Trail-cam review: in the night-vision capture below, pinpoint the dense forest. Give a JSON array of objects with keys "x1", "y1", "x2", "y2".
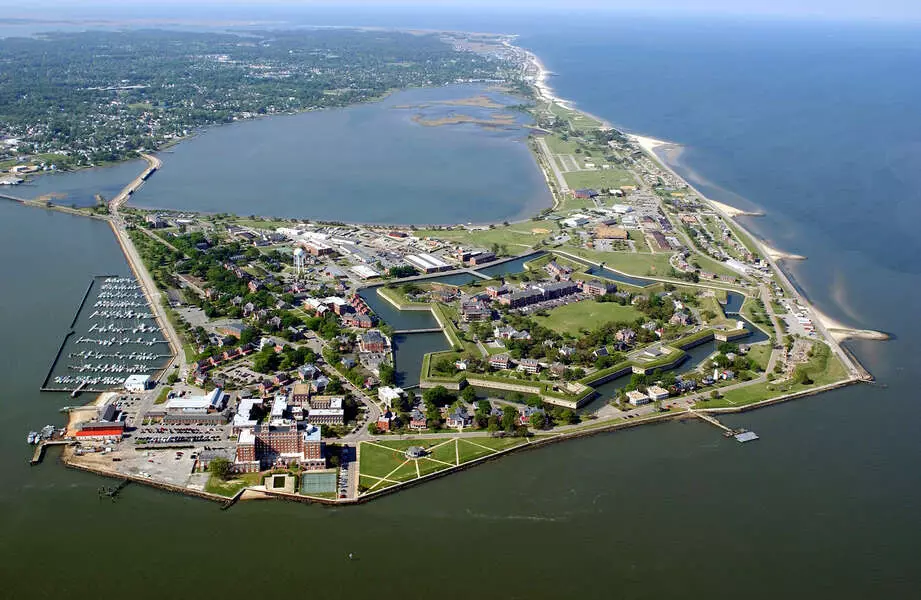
[{"x1": 0, "y1": 28, "x2": 509, "y2": 166}]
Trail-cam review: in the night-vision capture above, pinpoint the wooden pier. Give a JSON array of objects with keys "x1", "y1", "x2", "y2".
[{"x1": 690, "y1": 410, "x2": 759, "y2": 442}]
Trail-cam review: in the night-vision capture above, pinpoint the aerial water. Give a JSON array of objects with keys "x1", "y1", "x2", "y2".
[{"x1": 0, "y1": 11, "x2": 919, "y2": 598}]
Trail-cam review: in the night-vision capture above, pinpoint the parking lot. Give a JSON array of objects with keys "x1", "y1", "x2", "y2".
[
  {"x1": 517, "y1": 292, "x2": 590, "y2": 315},
  {"x1": 134, "y1": 423, "x2": 230, "y2": 446}
]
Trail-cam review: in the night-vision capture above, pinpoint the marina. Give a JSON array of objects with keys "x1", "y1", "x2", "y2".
[{"x1": 41, "y1": 275, "x2": 170, "y2": 392}]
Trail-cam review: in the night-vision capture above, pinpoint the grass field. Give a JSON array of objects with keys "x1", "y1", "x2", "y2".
[
  {"x1": 205, "y1": 472, "x2": 263, "y2": 497},
  {"x1": 558, "y1": 245, "x2": 674, "y2": 277},
  {"x1": 534, "y1": 300, "x2": 643, "y2": 335},
  {"x1": 747, "y1": 344, "x2": 772, "y2": 371},
  {"x1": 563, "y1": 168, "x2": 635, "y2": 191},
  {"x1": 416, "y1": 221, "x2": 554, "y2": 253},
  {"x1": 358, "y1": 436, "x2": 530, "y2": 495}
]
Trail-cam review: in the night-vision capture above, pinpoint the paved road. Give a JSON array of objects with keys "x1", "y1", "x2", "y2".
[
  {"x1": 107, "y1": 154, "x2": 187, "y2": 381},
  {"x1": 536, "y1": 137, "x2": 569, "y2": 194}
]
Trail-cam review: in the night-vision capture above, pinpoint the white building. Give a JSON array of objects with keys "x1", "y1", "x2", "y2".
[
  {"x1": 561, "y1": 215, "x2": 590, "y2": 228},
  {"x1": 647, "y1": 385, "x2": 670, "y2": 401},
  {"x1": 164, "y1": 388, "x2": 224, "y2": 414},
  {"x1": 378, "y1": 386, "x2": 405, "y2": 408},
  {"x1": 626, "y1": 390, "x2": 650, "y2": 406},
  {"x1": 350, "y1": 264, "x2": 380, "y2": 280},
  {"x1": 123, "y1": 374, "x2": 152, "y2": 393}
]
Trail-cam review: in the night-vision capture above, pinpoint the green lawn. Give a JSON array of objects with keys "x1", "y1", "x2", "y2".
[
  {"x1": 563, "y1": 168, "x2": 635, "y2": 191},
  {"x1": 428, "y1": 440, "x2": 459, "y2": 465},
  {"x1": 359, "y1": 474, "x2": 398, "y2": 492},
  {"x1": 154, "y1": 386, "x2": 172, "y2": 405},
  {"x1": 460, "y1": 436, "x2": 528, "y2": 453},
  {"x1": 747, "y1": 344, "x2": 772, "y2": 371},
  {"x1": 415, "y1": 223, "x2": 553, "y2": 253},
  {"x1": 456, "y1": 439, "x2": 495, "y2": 463},
  {"x1": 387, "y1": 461, "x2": 420, "y2": 483},
  {"x1": 358, "y1": 442, "x2": 411, "y2": 479},
  {"x1": 205, "y1": 472, "x2": 263, "y2": 497},
  {"x1": 534, "y1": 300, "x2": 642, "y2": 335},
  {"x1": 557, "y1": 246, "x2": 673, "y2": 278},
  {"x1": 358, "y1": 435, "x2": 533, "y2": 494},
  {"x1": 691, "y1": 253, "x2": 745, "y2": 280},
  {"x1": 629, "y1": 229, "x2": 652, "y2": 252}
]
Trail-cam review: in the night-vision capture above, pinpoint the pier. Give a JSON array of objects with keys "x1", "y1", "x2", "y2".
[
  {"x1": 30, "y1": 441, "x2": 73, "y2": 465},
  {"x1": 690, "y1": 409, "x2": 758, "y2": 442}
]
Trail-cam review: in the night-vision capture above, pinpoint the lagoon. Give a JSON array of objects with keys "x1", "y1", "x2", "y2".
[{"x1": 128, "y1": 84, "x2": 551, "y2": 224}]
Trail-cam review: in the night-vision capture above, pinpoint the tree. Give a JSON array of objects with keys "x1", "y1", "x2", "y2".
[
  {"x1": 501, "y1": 406, "x2": 518, "y2": 432},
  {"x1": 379, "y1": 363, "x2": 396, "y2": 386},
  {"x1": 166, "y1": 372, "x2": 179, "y2": 384},
  {"x1": 423, "y1": 385, "x2": 454, "y2": 408},
  {"x1": 367, "y1": 422, "x2": 380, "y2": 435},
  {"x1": 460, "y1": 385, "x2": 477, "y2": 403},
  {"x1": 529, "y1": 411, "x2": 546, "y2": 430},
  {"x1": 208, "y1": 457, "x2": 233, "y2": 480}
]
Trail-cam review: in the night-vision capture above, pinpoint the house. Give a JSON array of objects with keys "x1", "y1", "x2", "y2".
[
  {"x1": 626, "y1": 390, "x2": 650, "y2": 406},
  {"x1": 593, "y1": 346, "x2": 609, "y2": 358},
  {"x1": 494, "y1": 325, "x2": 521, "y2": 340},
  {"x1": 550, "y1": 362, "x2": 567, "y2": 377},
  {"x1": 377, "y1": 410, "x2": 395, "y2": 432},
  {"x1": 310, "y1": 375, "x2": 330, "y2": 394},
  {"x1": 559, "y1": 346, "x2": 575, "y2": 357},
  {"x1": 341, "y1": 312, "x2": 374, "y2": 328},
  {"x1": 445, "y1": 406, "x2": 471, "y2": 429},
  {"x1": 489, "y1": 354, "x2": 511, "y2": 370},
  {"x1": 670, "y1": 311, "x2": 692, "y2": 326},
  {"x1": 519, "y1": 406, "x2": 546, "y2": 427},
  {"x1": 647, "y1": 385, "x2": 670, "y2": 401},
  {"x1": 545, "y1": 260, "x2": 573, "y2": 280},
  {"x1": 409, "y1": 409, "x2": 428, "y2": 430},
  {"x1": 616, "y1": 328, "x2": 636, "y2": 344},
  {"x1": 297, "y1": 364, "x2": 320, "y2": 381},
  {"x1": 359, "y1": 330, "x2": 388, "y2": 353},
  {"x1": 518, "y1": 358, "x2": 540, "y2": 374}
]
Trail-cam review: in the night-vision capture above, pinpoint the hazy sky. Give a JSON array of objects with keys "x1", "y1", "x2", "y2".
[{"x1": 5, "y1": 0, "x2": 921, "y2": 22}]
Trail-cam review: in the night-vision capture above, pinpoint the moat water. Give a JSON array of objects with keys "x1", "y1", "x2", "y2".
[{"x1": 1, "y1": 11, "x2": 920, "y2": 599}]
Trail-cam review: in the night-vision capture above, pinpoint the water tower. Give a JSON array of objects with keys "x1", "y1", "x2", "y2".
[{"x1": 293, "y1": 246, "x2": 307, "y2": 277}]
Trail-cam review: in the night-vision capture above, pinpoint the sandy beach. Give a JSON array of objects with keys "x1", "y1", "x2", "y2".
[{"x1": 628, "y1": 133, "x2": 677, "y2": 156}]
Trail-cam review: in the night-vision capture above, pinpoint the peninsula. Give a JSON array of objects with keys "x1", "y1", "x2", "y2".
[{"x1": 8, "y1": 28, "x2": 882, "y2": 506}]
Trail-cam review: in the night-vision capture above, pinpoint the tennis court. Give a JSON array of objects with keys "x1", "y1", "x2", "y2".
[{"x1": 300, "y1": 471, "x2": 337, "y2": 495}]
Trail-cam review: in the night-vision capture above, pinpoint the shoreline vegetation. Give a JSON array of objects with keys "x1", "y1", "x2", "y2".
[{"x1": 9, "y1": 27, "x2": 887, "y2": 505}]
